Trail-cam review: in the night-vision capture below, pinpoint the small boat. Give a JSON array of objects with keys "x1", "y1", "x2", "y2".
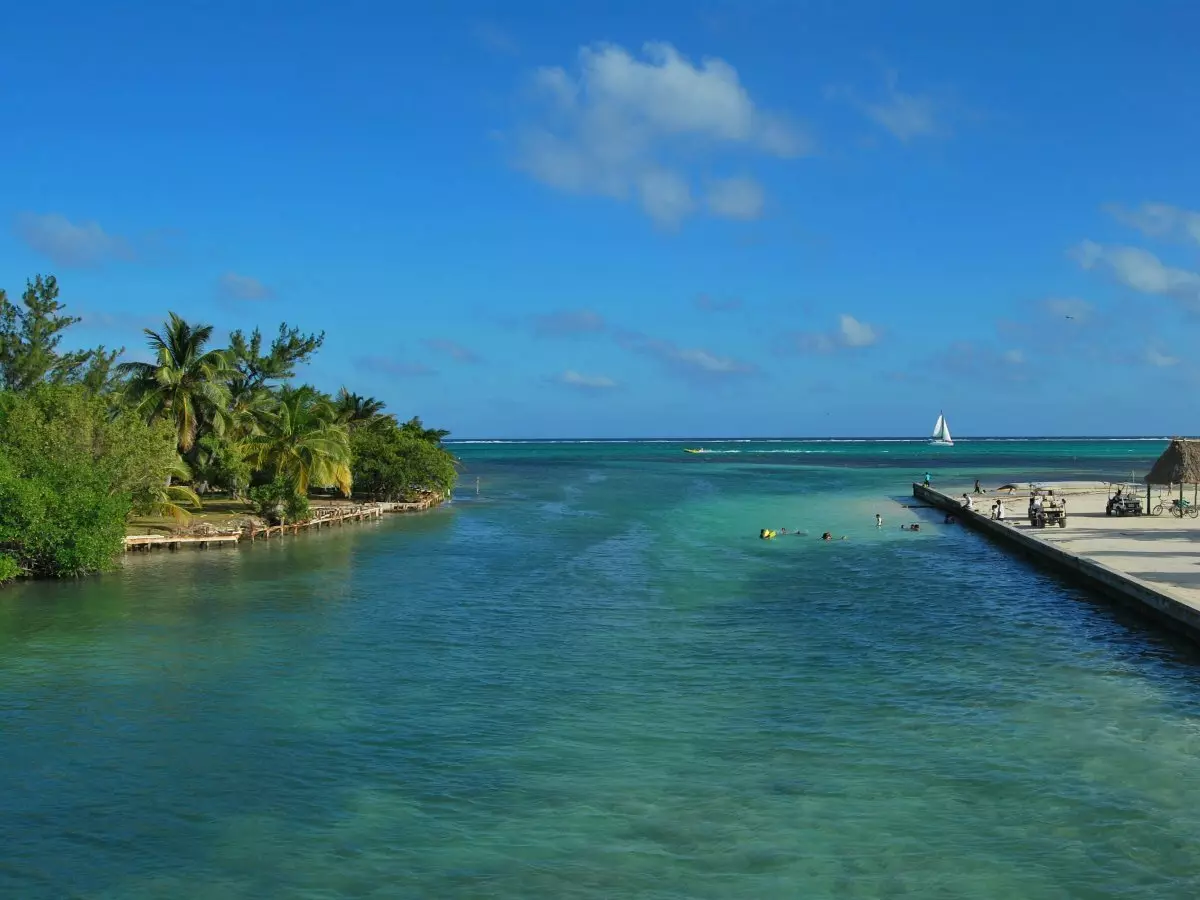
[
  {"x1": 684, "y1": 448, "x2": 705, "y2": 454},
  {"x1": 930, "y1": 412, "x2": 954, "y2": 446}
]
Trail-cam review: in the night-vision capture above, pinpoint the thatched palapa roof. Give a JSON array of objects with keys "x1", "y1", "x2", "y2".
[{"x1": 1144, "y1": 438, "x2": 1200, "y2": 485}]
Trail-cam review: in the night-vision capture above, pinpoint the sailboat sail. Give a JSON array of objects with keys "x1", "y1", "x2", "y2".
[{"x1": 931, "y1": 413, "x2": 953, "y2": 444}]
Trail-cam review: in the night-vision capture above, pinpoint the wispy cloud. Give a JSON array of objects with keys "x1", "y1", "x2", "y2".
[
  {"x1": 552, "y1": 369, "x2": 619, "y2": 391},
  {"x1": 511, "y1": 42, "x2": 812, "y2": 227},
  {"x1": 1105, "y1": 202, "x2": 1200, "y2": 246},
  {"x1": 532, "y1": 309, "x2": 607, "y2": 337},
  {"x1": 1144, "y1": 346, "x2": 1180, "y2": 367},
  {"x1": 423, "y1": 338, "x2": 481, "y2": 363},
  {"x1": 694, "y1": 293, "x2": 743, "y2": 312},
  {"x1": 828, "y1": 71, "x2": 944, "y2": 143},
  {"x1": 616, "y1": 329, "x2": 756, "y2": 380},
  {"x1": 218, "y1": 272, "x2": 274, "y2": 301},
  {"x1": 705, "y1": 176, "x2": 765, "y2": 220},
  {"x1": 788, "y1": 314, "x2": 880, "y2": 353},
  {"x1": 471, "y1": 20, "x2": 519, "y2": 56},
  {"x1": 931, "y1": 341, "x2": 1028, "y2": 382},
  {"x1": 1072, "y1": 240, "x2": 1200, "y2": 308},
  {"x1": 355, "y1": 356, "x2": 437, "y2": 377},
  {"x1": 15, "y1": 213, "x2": 135, "y2": 268}
]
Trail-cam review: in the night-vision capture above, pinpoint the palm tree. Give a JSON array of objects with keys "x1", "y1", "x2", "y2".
[
  {"x1": 117, "y1": 313, "x2": 231, "y2": 453},
  {"x1": 246, "y1": 385, "x2": 352, "y2": 496},
  {"x1": 139, "y1": 456, "x2": 203, "y2": 523},
  {"x1": 400, "y1": 415, "x2": 450, "y2": 444},
  {"x1": 334, "y1": 388, "x2": 387, "y2": 429}
]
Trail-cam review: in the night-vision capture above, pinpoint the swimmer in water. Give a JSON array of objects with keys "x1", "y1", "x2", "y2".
[{"x1": 875, "y1": 513, "x2": 883, "y2": 527}]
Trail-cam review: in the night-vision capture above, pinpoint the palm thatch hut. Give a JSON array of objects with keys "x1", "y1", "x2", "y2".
[{"x1": 1143, "y1": 438, "x2": 1200, "y2": 508}]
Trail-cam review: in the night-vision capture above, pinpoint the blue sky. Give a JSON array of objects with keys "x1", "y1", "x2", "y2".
[{"x1": 2, "y1": 1, "x2": 1199, "y2": 438}]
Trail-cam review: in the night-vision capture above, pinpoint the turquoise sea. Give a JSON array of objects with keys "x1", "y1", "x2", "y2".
[{"x1": 5, "y1": 438, "x2": 1200, "y2": 898}]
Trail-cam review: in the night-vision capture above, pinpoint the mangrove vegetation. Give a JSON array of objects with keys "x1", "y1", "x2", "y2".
[{"x1": 0, "y1": 274, "x2": 457, "y2": 584}]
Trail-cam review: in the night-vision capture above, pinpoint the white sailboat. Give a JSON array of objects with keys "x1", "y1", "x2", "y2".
[{"x1": 931, "y1": 411, "x2": 953, "y2": 446}]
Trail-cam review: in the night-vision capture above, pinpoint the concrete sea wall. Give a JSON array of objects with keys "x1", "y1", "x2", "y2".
[{"x1": 913, "y1": 483, "x2": 1200, "y2": 643}]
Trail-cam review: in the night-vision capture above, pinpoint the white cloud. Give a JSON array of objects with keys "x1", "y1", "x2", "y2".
[
  {"x1": 1072, "y1": 240, "x2": 1200, "y2": 307},
  {"x1": 15, "y1": 213, "x2": 134, "y2": 267},
  {"x1": 555, "y1": 370, "x2": 619, "y2": 390},
  {"x1": 830, "y1": 71, "x2": 943, "y2": 143},
  {"x1": 513, "y1": 42, "x2": 811, "y2": 226},
  {"x1": 705, "y1": 176, "x2": 765, "y2": 220},
  {"x1": 639, "y1": 169, "x2": 695, "y2": 227},
  {"x1": 1144, "y1": 347, "x2": 1179, "y2": 367},
  {"x1": 1106, "y1": 202, "x2": 1200, "y2": 246},
  {"x1": 792, "y1": 313, "x2": 881, "y2": 353},
  {"x1": 838, "y1": 314, "x2": 878, "y2": 347},
  {"x1": 1001, "y1": 348, "x2": 1025, "y2": 365},
  {"x1": 218, "y1": 272, "x2": 274, "y2": 301}
]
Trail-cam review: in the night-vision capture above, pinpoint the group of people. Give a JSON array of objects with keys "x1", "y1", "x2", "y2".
[{"x1": 758, "y1": 528, "x2": 845, "y2": 541}]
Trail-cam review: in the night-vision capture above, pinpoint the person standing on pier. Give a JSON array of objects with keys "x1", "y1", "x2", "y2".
[{"x1": 923, "y1": 472, "x2": 932, "y2": 487}]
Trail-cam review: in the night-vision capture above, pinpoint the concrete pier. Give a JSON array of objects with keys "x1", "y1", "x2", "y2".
[{"x1": 914, "y1": 483, "x2": 1200, "y2": 643}]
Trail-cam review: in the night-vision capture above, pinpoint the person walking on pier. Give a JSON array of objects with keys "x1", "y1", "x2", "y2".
[{"x1": 922, "y1": 472, "x2": 932, "y2": 487}]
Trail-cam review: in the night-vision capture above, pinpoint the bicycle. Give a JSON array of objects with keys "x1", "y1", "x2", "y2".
[{"x1": 1164, "y1": 499, "x2": 1199, "y2": 519}]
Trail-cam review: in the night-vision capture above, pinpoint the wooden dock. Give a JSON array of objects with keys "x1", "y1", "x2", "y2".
[
  {"x1": 123, "y1": 494, "x2": 446, "y2": 553},
  {"x1": 123, "y1": 534, "x2": 242, "y2": 552}
]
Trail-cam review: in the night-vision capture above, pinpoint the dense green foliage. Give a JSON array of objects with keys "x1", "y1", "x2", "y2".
[
  {"x1": 0, "y1": 554, "x2": 20, "y2": 584},
  {"x1": 351, "y1": 418, "x2": 458, "y2": 501},
  {"x1": 0, "y1": 385, "x2": 176, "y2": 576},
  {"x1": 249, "y1": 476, "x2": 311, "y2": 525},
  {"x1": 0, "y1": 273, "x2": 457, "y2": 582}
]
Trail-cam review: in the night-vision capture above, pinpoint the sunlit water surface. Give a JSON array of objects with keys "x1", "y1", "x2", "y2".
[{"x1": 3, "y1": 439, "x2": 1200, "y2": 898}]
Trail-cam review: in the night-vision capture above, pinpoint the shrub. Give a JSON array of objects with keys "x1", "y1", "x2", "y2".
[
  {"x1": 0, "y1": 451, "x2": 131, "y2": 577},
  {"x1": 0, "y1": 554, "x2": 19, "y2": 585},
  {"x1": 249, "y1": 475, "x2": 310, "y2": 525},
  {"x1": 0, "y1": 384, "x2": 156, "y2": 577},
  {"x1": 351, "y1": 420, "x2": 458, "y2": 501}
]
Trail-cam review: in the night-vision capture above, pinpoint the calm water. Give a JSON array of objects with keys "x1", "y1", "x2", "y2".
[{"x1": 5, "y1": 439, "x2": 1200, "y2": 898}]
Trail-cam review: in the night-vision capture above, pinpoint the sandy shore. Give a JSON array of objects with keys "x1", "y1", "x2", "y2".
[{"x1": 938, "y1": 480, "x2": 1200, "y2": 607}]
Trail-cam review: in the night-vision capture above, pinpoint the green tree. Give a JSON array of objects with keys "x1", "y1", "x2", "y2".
[
  {"x1": 335, "y1": 388, "x2": 387, "y2": 430},
  {"x1": 245, "y1": 385, "x2": 352, "y2": 496},
  {"x1": 0, "y1": 385, "x2": 179, "y2": 577},
  {"x1": 0, "y1": 275, "x2": 116, "y2": 392},
  {"x1": 227, "y1": 323, "x2": 324, "y2": 393},
  {"x1": 118, "y1": 313, "x2": 232, "y2": 452},
  {"x1": 399, "y1": 415, "x2": 451, "y2": 445},
  {"x1": 351, "y1": 418, "x2": 458, "y2": 501},
  {"x1": 249, "y1": 475, "x2": 311, "y2": 525},
  {"x1": 192, "y1": 433, "x2": 253, "y2": 497}
]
